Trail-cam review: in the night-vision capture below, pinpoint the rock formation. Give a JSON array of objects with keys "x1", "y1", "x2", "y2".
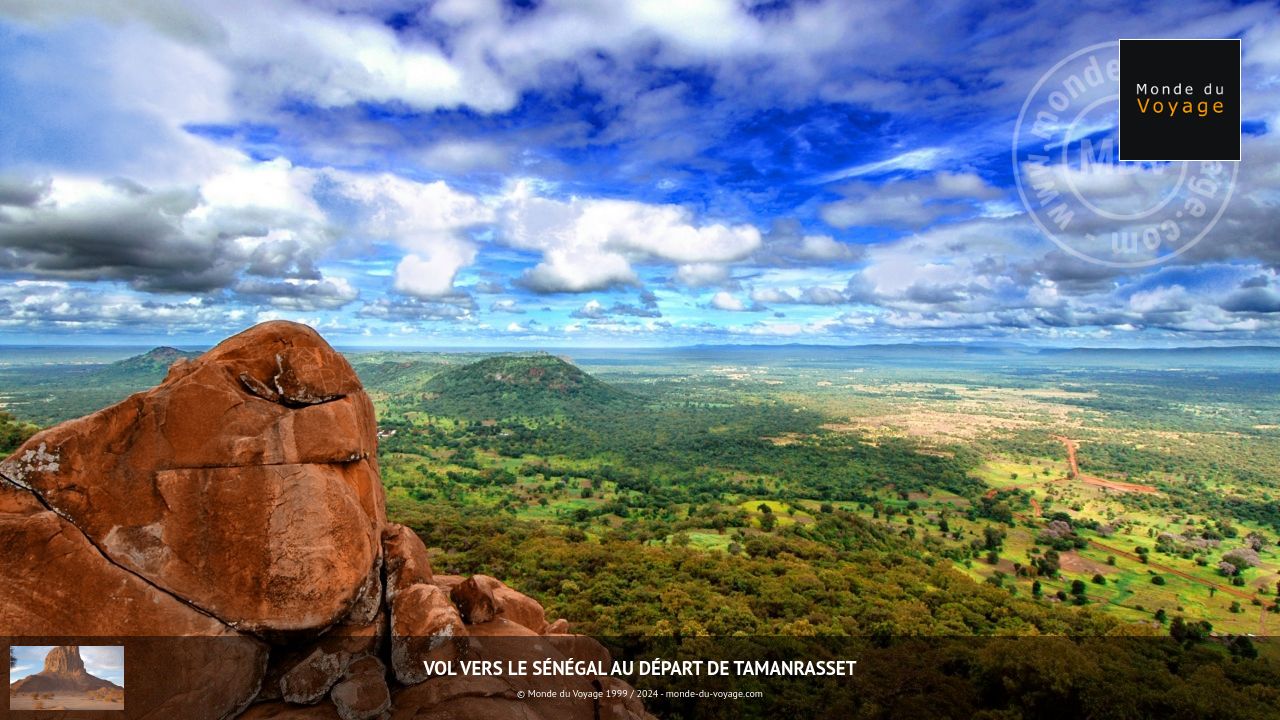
[
  {"x1": 0, "y1": 321, "x2": 652, "y2": 720},
  {"x1": 10, "y1": 646, "x2": 122, "y2": 694}
]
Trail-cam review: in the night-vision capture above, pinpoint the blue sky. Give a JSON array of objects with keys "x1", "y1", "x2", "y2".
[
  {"x1": 0, "y1": 1, "x2": 1278, "y2": 347},
  {"x1": 10, "y1": 645, "x2": 125, "y2": 687}
]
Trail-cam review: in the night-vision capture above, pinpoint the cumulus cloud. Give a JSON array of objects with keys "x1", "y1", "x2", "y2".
[
  {"x1": 752, "y1": 220, "x2": 862, "y2": 267},
  {"x1": 820, "y1": 172, "x2": 1003, "y2": 230},
  {"x1": 570, "y1": 291, "x2": 661, "y2": 320},
  {"x1": 502, "y1": 181, "x2": 760, "y2": 293},
  {"x1": 357, "y1": 294, "x2": 476, "y2": 322},
  {"x1": 0, "y1": 280, "x2": 240, "y2": 332},
  {"x1": 750, "y1": 284, "x2": 846, "y2": 306},
  {"x1": 710, "y1": 291, "x2": 757, "y2": 312},
  {"x1": 488, "y1": 298, "x2": 524, "y2": 313},
  {"x1": 332, "y1": 171, "x2": 493, "y2": 298},
  {"x1": 0, "y1": 160, "x2": 339, "y2": 298},
  {"x1": 233, "y1": 276, "x2": 357, "y2": 310},
  {"x1": 4, "y1": 0, "x2": 1280, "y2": 343},
  {"x1": 674, "y1": 262, "x2": 733, "y2": 288}
]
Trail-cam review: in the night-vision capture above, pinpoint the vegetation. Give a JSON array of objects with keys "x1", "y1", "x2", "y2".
[
  {"x1": 0, "y1": 410, "x2": 37, "y2": 454},
  {"x1": 418, "y1": 353, "x2": 632, "y2": 419},
  {"x1": 4, "y1": 345, "x2": 1278, "y2": 651}
]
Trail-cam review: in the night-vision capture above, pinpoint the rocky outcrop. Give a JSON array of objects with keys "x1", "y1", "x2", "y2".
[
  {"x1": 0, "y1": 321, "x2": 382, "y2": 637},
  {"x1": 0, "y1": 321, "x2": 651, "y2": 720}
]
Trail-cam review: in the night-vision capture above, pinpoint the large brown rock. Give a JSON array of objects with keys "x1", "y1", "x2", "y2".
[
  {"x1": 279, "y1": 647, "x2": 350, "y2": 705},
  {"x1": 383, "y1": 523, "x2": 433, "y2": 597},
  {"x1": 0, "y1": 321, "x2": 385, "y2": 636},
  {"x1": 331, "y1": 655, "x2": 392, "y2": 720},
  {"x1": 390, "y1": 583, "x2": 467, "y2": 685},
  {"x1": 451, "y1": 574, "x2": 549, "y2": 633}
]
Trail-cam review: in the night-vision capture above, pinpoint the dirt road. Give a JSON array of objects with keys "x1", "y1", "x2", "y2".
[
  {"x1": 1085, "y1": 538, "x2": 1257, "y2": 601},
  {"x1": 1053, "y1": 435, "x2": 1158, "y2": 494}
]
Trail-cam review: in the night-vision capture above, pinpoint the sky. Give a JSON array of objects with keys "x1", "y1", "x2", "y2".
[
  {"x1": 0, "y1": 0, "x2": 1278, "y2": 347},
  {"x1": 10, "y1": 645, "x2": 125, "y2": 687}
]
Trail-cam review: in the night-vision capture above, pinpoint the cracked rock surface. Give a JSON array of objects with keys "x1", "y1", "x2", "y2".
[{"x1": 1, "y1": 320, "x2": 652, "y2": 720}]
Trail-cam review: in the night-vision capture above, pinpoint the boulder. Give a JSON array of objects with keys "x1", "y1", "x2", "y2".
[
  {"x1": 331, "y1": 655, "x2": 392, "y2": 720},
  {"x1": 390, "y1": 583, "x2": 467, "y2": 685},
  {"x1": 279, "y1": 647, "x2": 350, "y2": 705},
  {"x1": 451, "y1": 574, "x2": 549, "y2": 633},
  {"x1": 0, "y1": 321, "x2": 384, "y2": 636},
  {"x1": 383, "y1": 523, "x2": 433, "y2": 597}
]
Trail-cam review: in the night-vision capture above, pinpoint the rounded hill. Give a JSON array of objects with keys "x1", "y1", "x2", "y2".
[{"x1": 421, "y1": 354, "x2": 629, "y2": 419}]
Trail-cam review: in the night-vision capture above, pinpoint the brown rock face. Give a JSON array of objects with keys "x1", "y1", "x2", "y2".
[
  {"x1": 0, "y1": 482, "x2": 268, "y2": 720},
  {"x1": 389, "y1": 583, "x2": 467, "y2": 685},
  {"x1": 44, "y1": 645, "x2": 87, "y2": 673},
  {"x1": 451, "y1": 574, "x2": 549, "y2": 633},
  {"x1": 0, "y1": 320, "x2": 384, "y2": 636},
  {"x1": 331, "y1": 655, "x2": 392, "y2": 720},
  {"x1": 0, "y1": 321, "x2": 651, "y2": 720},
  {"x1": 383, "y1": 524, "x2": 434, "y2": 595},
  {"x1": 279, "y1": 647, "x2": 350, "y2": 705}
]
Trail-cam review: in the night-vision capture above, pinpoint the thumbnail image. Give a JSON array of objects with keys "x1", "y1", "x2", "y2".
[{"x1": 8, "y1": 645, "x2": 124, "y2": 711}]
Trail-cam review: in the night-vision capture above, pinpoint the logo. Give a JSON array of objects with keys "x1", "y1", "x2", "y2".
[
  {"x1": 1012, "y1": 42, "x2": 1237, "y2": 268},
  {"x1": 1119, "y1": 39, "x2": 1241, "y2": 161}
]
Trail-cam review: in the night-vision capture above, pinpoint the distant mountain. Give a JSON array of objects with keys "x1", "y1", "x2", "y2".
[
  {"x1": 421, "y1": 354, "x2": 630, "y2": 419},
  {"x1": 90, "y1": 346, "x2": 200, "y2": 384}
]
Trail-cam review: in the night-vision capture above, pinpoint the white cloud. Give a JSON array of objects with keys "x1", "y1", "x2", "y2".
[
  {"x1": 710, "y1": 291, "x2": 746, "y2": 311},
  {"x1": 501, "y1": 181, "x2": 759, "y2": 293},
  {"x1": 572, "y1": 299, "x2": 606, "y2": 319},
  {"x1": 0, "y1": 280, "x2": 239, "y2": 332},
  {"x1": 393, "y1": 245, "x2": 476, "y2": 299},
  {"x1": 518, "y1": 249, "x2": 639, "y2": 293},
  {"x1": 749, "y1": 287, "x2": 795, "y2": 304},
  {"x1": 821, "y1": 172, "x2": 1003, "y2": 229},
  {"x1": 79, "y1": 646, "x2": 124, "y2": 673},
  {"x1": 0, "y1": 158, "x2": 338, "y2": 295},
  {"x1": 675, "y1": 262, "x2": 732, "y2": 288},
  {"x1": 332, "y1": 171, "x2": 493, "y2": 298},
  {"x1": 814, "y1": 147, "x2": 946, "y2": 184},
  {"x1": 488, "y1": 298, "x2": 523, "y2": 313}
]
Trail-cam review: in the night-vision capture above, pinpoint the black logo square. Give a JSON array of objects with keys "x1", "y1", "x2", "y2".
[{"x1": 1119, "y1": 39, "x2": 1240, "y2": 161}]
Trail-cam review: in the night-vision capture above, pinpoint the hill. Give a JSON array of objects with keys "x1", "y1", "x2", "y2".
[
  {"x1": 88, "y1": 346, "x2": 200, "y2": 385},
  {"x1": 108, "y1": 345, "x2": 199, "y2": 372},
  {"x1": 421, "y1": 354, "x2": 631, "y2": 419}
]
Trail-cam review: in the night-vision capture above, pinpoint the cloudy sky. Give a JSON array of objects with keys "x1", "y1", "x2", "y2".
[
  {"x1": 10, "y1": 645, "x2": 125, "y2": 686},
  {"x1": 0, "y1": 0, "x2": 1278, "y2": 347}
]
